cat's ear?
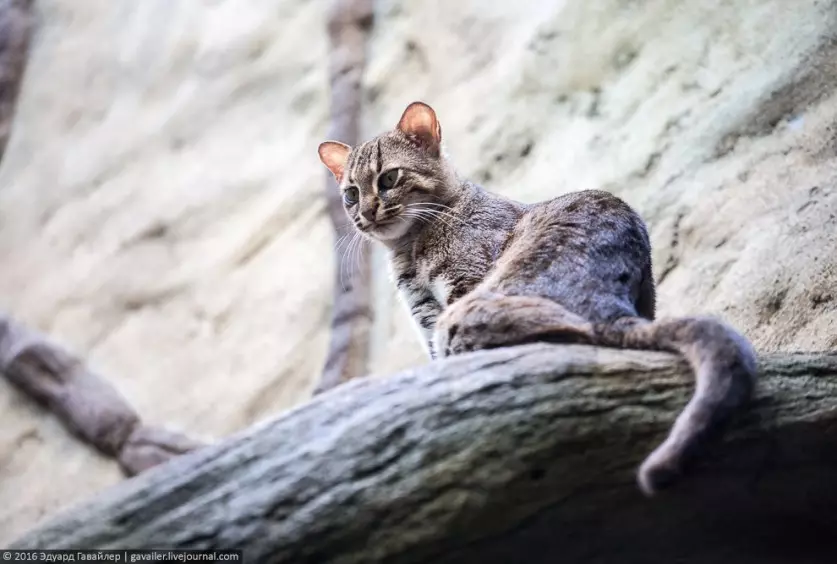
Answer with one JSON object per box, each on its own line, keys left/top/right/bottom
{"left": 397, "top": 101, "right": 442, "bottom": 156}
{"left": 318, "top": 141, "right": 352, "bottom": 182}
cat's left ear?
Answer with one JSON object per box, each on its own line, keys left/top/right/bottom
{"left": 318, "top": 141, "right": 352, "bottom": 182}
{"left": 397, "top": 101, "right": 442, "bottom": 156}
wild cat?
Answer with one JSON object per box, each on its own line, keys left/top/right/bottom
{"left": 318, "top": 101, "right": 757, "bottom": 495}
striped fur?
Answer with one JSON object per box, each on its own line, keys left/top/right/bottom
{"left": 318, "top": 101, "right": 757, "bottom": 497}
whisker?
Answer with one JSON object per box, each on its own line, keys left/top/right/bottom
{"left": 402, "top": 210, "right": 436, "bottom": 219}
{"left": 338, "top": 237, "right": 348, "bottom": 291}
{"left": 409, "top": 202, "right": 460, "bottom": 217}
{"left": 339, "top": 233, "right": 352, "bottom": 291}
{"left": 400, "top": 212, "right": 431, "bottom": 225}
{"left": 412, "top": 207, "right": 463, "bottom": 223}
{"left": 412, "top": 211, "right": 460, "bottom": 226}
{"left": 333, "top": 233, "right": 350, "bottom": 252}
{"left": 353, "top": 232, "right": 365, "bottom": 277}
{"left": 404, "top": 206, "right": 458, "bottom": 223}
{"left": 352, "top": 232, "right": 364, "bottom": 277}
{"left": 399, "top": 211, "right": 432, "bottom": 223}
{"left": 413, "top": 202, "right": 456, "bottom": 212}
{"left": 405, "top": 203, "right": 464, "bottom": 225}
{"left": 340, "top": 232, "right": 360, "bottom": 291}
{"left": 401, "top": 210, "right": 456, "bottom": 230}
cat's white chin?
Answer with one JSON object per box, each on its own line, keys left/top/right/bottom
{"left": 368, "top": 218, "right": 413, "bottom": 241}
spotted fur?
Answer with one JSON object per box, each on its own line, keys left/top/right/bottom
{"left": 318, "top": 101, "right": 757, "bottom": 496}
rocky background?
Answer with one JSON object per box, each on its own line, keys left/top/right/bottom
{"left": 1, "top": 0, "right": 836, "bottom": 543}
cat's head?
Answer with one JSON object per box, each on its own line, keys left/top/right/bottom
{"left": 318, "top": 101, "right": 455, "bottom": 242}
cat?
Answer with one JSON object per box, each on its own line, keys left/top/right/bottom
{"left": 318, "top": 101, "right": 757, "bottom": 496}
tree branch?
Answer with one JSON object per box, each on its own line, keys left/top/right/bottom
{"left": 0, "top": 314, "right": 205, "bottom": 475}
{"left": 0, "top": 2, "right": 204, "bottom": 477}
{"left": 13, "top": 344, "right": 837, "bottom": 563}
{"left": 0, "top": 0, "right": 33, "bottom": 159}
{"left": 316, "top": 0, "right": 376, "bottom": 395}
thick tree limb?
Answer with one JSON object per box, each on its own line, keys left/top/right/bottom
{"left": 13, "top": 344, "right": 837, "bottom": 563}
{"left": 316, "top": 0, "right": 375, "bottom": 394}
{"left": 0, "top": 314, "right": 204, "bottom": 475}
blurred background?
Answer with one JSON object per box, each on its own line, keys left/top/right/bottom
{"left": 1, "top": 0, "right": 837, "bottom": 543}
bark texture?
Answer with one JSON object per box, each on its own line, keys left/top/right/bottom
{"left": 316, "top": 0, "right": 376, "bottom": 394}
{"left": 13, "top": 343, "right": 837, "bottom": 564}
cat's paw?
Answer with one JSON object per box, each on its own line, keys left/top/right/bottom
{"left": 432, "top": 324, "right": 454, "bottom": 358}
{"left": 433, "top": 317, "right": 475, "bottom": 358}
{"left": 431, "top": 329, "right": 445, "bottom": 359}
{"left": 434, "top": 296, "right": 507, "bottom": 357}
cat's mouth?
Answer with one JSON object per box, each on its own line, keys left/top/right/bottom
{"left": 358, "top": 216, "right": 410, "bottom": 241}
{"left": 360, "top": 218, "right": 397, "bottom": 232}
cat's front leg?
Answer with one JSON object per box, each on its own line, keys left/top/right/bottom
{"left": 434, "top": 292, "right": 595, "bottom": 357}
{"left": 399, "top": 287, "right": 443, "bottom": 359}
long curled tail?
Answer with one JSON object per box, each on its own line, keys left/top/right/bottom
{"left": 595, "top": 316, "right": 758, "bottom": 496}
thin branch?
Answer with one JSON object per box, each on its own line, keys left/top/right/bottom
{"left": 0, "top": 0, "right": 33, "bottom": 158}
{"left": 0, "top": 315, "right": 205, "bottom": 475}
{"left": 316, "top": 0, "right": 376, "bottom": 394}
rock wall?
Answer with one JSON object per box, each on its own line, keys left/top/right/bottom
{"left": 2, "top": 0, "right": 836, "bottom": 543}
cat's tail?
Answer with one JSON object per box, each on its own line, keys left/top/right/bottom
{"left": 595, "top": 316, "right": 758, "bottom": 496}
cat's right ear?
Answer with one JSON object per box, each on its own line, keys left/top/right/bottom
{"left": 318, "top": 141, "right": 352, "bottom": 182}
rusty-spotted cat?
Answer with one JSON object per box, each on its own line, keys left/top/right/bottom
{"left": 318, "top": 101, "right": 756, "bottom": 496}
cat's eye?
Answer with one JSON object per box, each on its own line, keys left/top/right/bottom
{"left": 378, "top": 169, "right": 400, "bottom": 192}
{"left": 343, "top": 186, "right": 359, "bottom": 206}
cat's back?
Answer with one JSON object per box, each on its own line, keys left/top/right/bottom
{"left": 488, "top": 189, "right": 652, "bottom": 320}
{"left": 525, "top": 189, "right": 649, "bottom": 251}
{"left": 537, "top": 189, "right": 641, "bottom": 226}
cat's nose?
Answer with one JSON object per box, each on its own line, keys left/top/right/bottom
{"left": 361, "top": 206, "right": 378, "bottom": 222}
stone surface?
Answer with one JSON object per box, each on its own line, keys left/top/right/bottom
{"left": 367, "top": 0, "right": 837, "bottom": 376}
{"left": 0, "top": 0, "right": 334, "bottom": 541}
{"left": 2, "top": 0, "right": 837, "bottom": 544}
